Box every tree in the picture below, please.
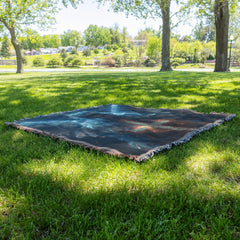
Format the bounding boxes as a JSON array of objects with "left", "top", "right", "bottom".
[
  {"left": 146, "top": 36, "right": 162, "bottom": 63},
  {"left": 193, "top": 21, "right": 215, "bottom": 42},
  {"left": 134, "top": 28, "right": 154, "bottom": 44},
  {"left": 61, "top": 30, "right": 83, "bottom": 49},
  {"left": 20, "top": 29, "right": 42, "bottom": 51},
  {"left": 159, "top": 0, "right": 172, "bottom": 71},
  {"left": 96, "top": 0, "right": 177, "bottom": 71},
  {"left": 109, "top": 24, "right": 121, "bottom": 46},
  {"left": 1, "top": 36, "right": 11, "bottom": 59},
  {"left": 214, "top": 0, "right": 229, "bottom": 71},
  {"left": 229, "top": 5, "right": 240, "bottom": 40},
  {"left": 188, "top": 0, "right": 239, "bottom": 72},
  {"left": 0, "top": 0, "right": 60, "bottom": 73},
  {"left": 60, "top": 49, "right": 68, "bottom": 60},
  {"left": 40, "top": 34, "right": 61, "bottom": 48},
  {"left": 0, "top": 0, "right": 82, "bottom": 73},
  {"left": 180, "top": 35, "right": 193, "bottom": 42},
  {"left": 121, "top": 27, "right": 129, "bottom": 44},
  {"left": 84, "top": 25, "right": 111, "bottom": 47}
]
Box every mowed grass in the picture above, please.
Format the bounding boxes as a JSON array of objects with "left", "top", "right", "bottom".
[{"left": 0, "top": 71, "right": 239, "bottom": 239}]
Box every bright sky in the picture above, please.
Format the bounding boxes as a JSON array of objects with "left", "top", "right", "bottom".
[{"left": 41, "top": 1, "right": 195, "bottom": 37}]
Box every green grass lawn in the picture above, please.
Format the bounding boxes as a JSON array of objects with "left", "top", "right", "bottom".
[{"left": 0, "top": 71, "right": 239, "bottom": 239}]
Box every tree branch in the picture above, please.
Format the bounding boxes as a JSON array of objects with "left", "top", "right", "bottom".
[{"left": 0, "top": 17, "right": 11, "bottom": 30}]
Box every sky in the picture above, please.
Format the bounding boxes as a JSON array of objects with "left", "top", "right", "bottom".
[{"left": 40, "top": 1, "right": 195, "bottom": 37}]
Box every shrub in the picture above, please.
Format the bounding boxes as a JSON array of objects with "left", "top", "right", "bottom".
[
  {"left": 193, "top": 49, "right": 199, "bottom": 63},
  {"left": 133, "top": 58, "right": 143, "bottom": 67},
  {"left": 71, "top": 57, "right": 83, "bottom": 67},
  {"left": 208, "top": 54, "right": 215, "bottom": 60},
  {"left": 70, "top": 48, "right": 78, "bottom": 55},
  {"left": 112, "top": 44, "right": 119, "bottom": 51},
  {"left": 33, "top": 56, "right": 45, "bottom": 67},
  {"left": 171, "top": 62, "right": 180, "bottom": 68},
  {"left": 114, "top": 49, "right": 124, "bottom": 55},
  {"left": 144, "top": 58, "right": 156, "bottom": 67},
  {"left": 47, "top": 57, "right": 62, "bottom": 68},
  {"left": 103, "top": 49, "right": 108, "bottom": 55},
  {"left": 112, "top": 55, "right": 123, "bottom": 67},
  {"left": 170, "top": 58, "right": 185, "bottom": 65},
  {"left": 94, "top": 58, "right": 101, "bottom": 66},
  {"left": 232, "top": 48, "right": 240, "bottom": 62},
  {"left": 22, "top": 56, "right": 28, "bottom": 65},
  {"left": 122, "top": 47, "right": 128, "bottom": 53},
  {"left": 60, "top": 49, "right": 68, "bottom": 60},
  {"left": 123, "top": 53, "right": 130, "bottom": 67},
  {"left": 126, "top": 60, "right": 134, "bottom": 67},
  {"left": 64, "top": 56, "right": 75, "bottom": 66},
  {"left": 173, "top": 50, "right": 187, "bottom": 59},
  {"left": 193, "top": 55, "right": 199, "bottom": 63},
  {"left": 147, "top": 36, "right": 161, "bottom": 62},
  {"left": 106, "top": 45, "right": 112, "bottom": 51},
  {"left": 64, "top": 56, "right": 83, "bottom": 67},
  {"left": 82, "top": 49, "right": 91, "bottom": 57},
  {"left": 200, "top": 56, "right": 207, "bottom": 64},
  {"left": 102, "top": 57, "right": 116, "bottom": 67},
  {"left": 129, "top": 43, "right": 134, "bottom": 50},
  {"left": 94, "top": 48, "right": 99, "bottom": 54},
  {"left": 120, "top": 43, "right": 126, "bottom": 48}
]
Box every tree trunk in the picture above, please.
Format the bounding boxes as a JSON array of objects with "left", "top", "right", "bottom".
[
  {"left": 214, "top": 0, "right": 229, "bottom": 72},
  {"left": 9, "top": 27, "right": 24, "bottom": 73},
  {"left": 160, "top": 0, "right": 172, "bottom": 71}
]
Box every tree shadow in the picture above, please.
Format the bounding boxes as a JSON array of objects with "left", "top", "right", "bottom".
[{"left": 1, "top": 149, "right": 240, "bottom": 239}]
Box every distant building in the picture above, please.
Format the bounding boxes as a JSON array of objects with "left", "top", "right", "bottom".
[
  {"left": 24, "top": 50, "right": 41, "bottom": 55},
  {"left": 39, "top": 48, "right": 58, "bottom": 54},
  {"left": 132, "top": 40, "right": 147, "bottom": 47},
  {"left": 97, "top": 46, "right": 106, "bottom": 50},
  {"left": 78, "top": 45, "right": 89, "bottom": 52},
  {"left": 58, "top": 46, "right": 75, "bottom": 53}
]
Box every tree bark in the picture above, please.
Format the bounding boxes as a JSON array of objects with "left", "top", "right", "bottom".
[
  {"left": 214, "top": 0, "right": 229, "bottom": 72},
  {"left": 160, "top": 0, "right": 172, "bottom": 71},
  {"left": 9, "top": 27, "right": 24, "bottom": 73}
]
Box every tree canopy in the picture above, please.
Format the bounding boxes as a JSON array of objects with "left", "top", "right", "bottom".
[
  {"left": 0, "top": 36, "right": 11, "bottom": 59},
  {"left": 84, "top": 25, "right": 111, "bottom": 47},
  {"left": 229, "top": 5, "right": 240, "bottom": 40},
  {"left": 0, "top": 0, "right": 59, "bottom": 30},
  {"left": 61, "top": 30, "right": 83, "bottom": 49},
  {"left": 0, "top": 0, "right": 83, "bottom": 73},
  {"left": 96, "top": 0, "right": 184, "bottom": 71}
]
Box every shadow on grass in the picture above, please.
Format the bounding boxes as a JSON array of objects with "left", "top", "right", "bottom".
[
  {"left": 1, "top": 71, "right": 238, "bottom": 117},
  {"left": 1, "top": 141, "right": 239, "bottom": 239},
  {"left": 0, "top": 130, "right": 240, "bottom": 239},
  {"left": 0, "top": 71, "right": 240, "bottom": 239}
]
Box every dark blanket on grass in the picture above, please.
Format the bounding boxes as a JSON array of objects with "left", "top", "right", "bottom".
[{"left": 5, "top": 104, "right": 235, "bottom": 162}]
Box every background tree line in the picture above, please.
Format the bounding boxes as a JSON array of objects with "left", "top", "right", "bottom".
[
  {"left": 14, "top": 25, "right": 130, "bottom": 51},
  {"left": 1, "top": 25, "right": 240, "bottom": 69},
  {"left": 0, "top": 0, "right": 239, "bottom": 73}
]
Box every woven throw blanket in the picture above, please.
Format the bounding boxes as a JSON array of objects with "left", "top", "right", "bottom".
[{"left": 5, "top": 104, "right": 235, "bottom": 162}]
